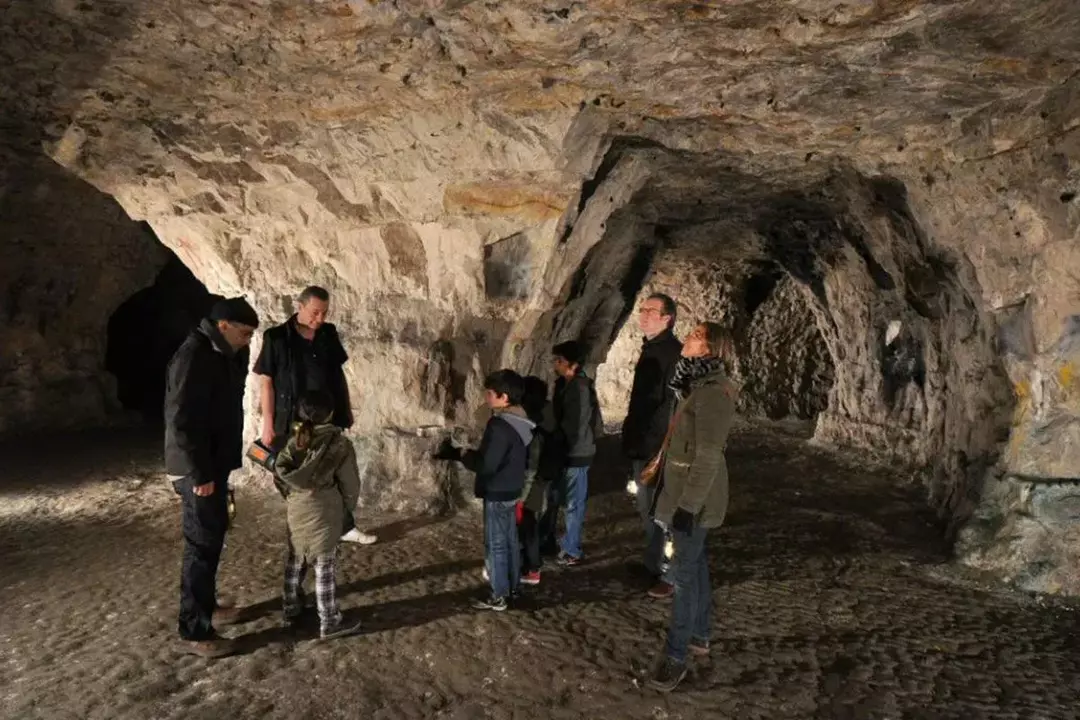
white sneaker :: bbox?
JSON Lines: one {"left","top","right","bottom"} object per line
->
{"left": 341, "top": 528, "right": 377, "bottom": 545}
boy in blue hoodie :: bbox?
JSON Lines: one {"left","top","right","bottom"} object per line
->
{"left": 436, "top": 369, "right": 535, "bottom": 611}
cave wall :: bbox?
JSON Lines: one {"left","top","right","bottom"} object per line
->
{"left": 0, "top": 151, "right": 169, "bottom": 437}
{"left": 738, "top": 276, "right": 834, "bottom": 420}
{"left": 3, "top": 0, "right": 1079, "bottom": 586}
{"left": 595, "top": 255, "right": 833, "bottom": 424}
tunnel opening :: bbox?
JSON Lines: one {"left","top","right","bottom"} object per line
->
{"left": 0, "top": 151, "right": 175, "bottom": 437}
{"left": 521, "top": 149, "right": 1014, "bottom": 548}
{"left": 105, "top": 233, "right": 217, "bottom": 427}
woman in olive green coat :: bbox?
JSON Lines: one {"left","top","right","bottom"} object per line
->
{"left": 647, "top": 322, "right": 739, "bottom": 692}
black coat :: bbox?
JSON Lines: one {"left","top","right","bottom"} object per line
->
{"left": 253, "top": 316, "right": 353, "bottom": 442}
{"left": 164, "top": 319, "right": 249, "bottom": 487}
{"left": 621, "top": 329, "right": 683, "bottom": 460}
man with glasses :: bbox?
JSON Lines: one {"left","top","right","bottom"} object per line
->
{"left": 622, "top": 293, "right": 683, "bottom": 599}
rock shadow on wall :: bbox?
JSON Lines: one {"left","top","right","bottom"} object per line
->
{"left": 381, "top": 223, "right": 429, "bottom": 294}
{"left": 484, "top": 232, "right": 532, "bottom": 300}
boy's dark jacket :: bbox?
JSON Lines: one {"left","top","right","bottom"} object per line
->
{"left": 462, "top": 406, "right": 536, "bottom": 501}
{"left": 551, "top": 371, "right": 602, "bottom": 468}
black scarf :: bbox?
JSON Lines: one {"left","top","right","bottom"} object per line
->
{"left": 669, "top": 355, "right": 725, "bottom": 401}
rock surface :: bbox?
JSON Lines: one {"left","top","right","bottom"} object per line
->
{"left": 0, "top": 149, "right": 169, "bottom": 436}
{"left": 2, "top": 1, "right": 1080, "bottom": 590}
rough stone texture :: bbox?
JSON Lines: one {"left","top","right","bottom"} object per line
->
{"left": 597, "top": 270, "right": 833, "bottom": 424}
{"left": 739, "top": 276, "right": 834, "bottom": 419}
{"left": 3, "top": 1, "right": 1080, "bottom": 588}
{"left": 0, "top": 150, "right": 169, "bottom": 436}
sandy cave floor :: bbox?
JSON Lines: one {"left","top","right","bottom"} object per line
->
{"left": 1, "top": 421, "right": 1079, "bottom": 720}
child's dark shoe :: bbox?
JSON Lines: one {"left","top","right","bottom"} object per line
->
{"left": 471, "top": 594, "right": 508, "bottom": 612}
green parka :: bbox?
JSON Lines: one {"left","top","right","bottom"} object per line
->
{"left": 652, "top": 367, "right": 739, "bottom": 530}
{"left": 275, "top": 424, "right": 362, "bottom": 558}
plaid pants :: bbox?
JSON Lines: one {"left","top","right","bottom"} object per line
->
{"left": 283, "top": 541, "right": 342, "bottom": 635}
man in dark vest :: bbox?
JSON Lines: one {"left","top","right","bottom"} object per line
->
{"left": 254, "top": 285, "right": 376, "bottom": 544}
{"left": 622, "top": 293, "right": 683, "bottom": 599}
{"left": 165, "top": 297, "right": 259, "bottom": 658}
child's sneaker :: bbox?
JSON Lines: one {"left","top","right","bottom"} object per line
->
{"left": 556, "top": 552, "right": 581, "bottom": 567}
{"left": 318, "top": 618, "right": 363, "bottom": 641}
{"left": 521, "top": 571, "right": 541, "bottom": 585}
{"left": 471, "top": 594, "right": 508, "bottom": 612}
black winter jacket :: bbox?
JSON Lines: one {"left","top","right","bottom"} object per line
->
{"left": 621, "top": 329, "right": 683, "bottom": 460}
{"left": 463, "top": 407, "right": 536, "bottom": 502}
{"left": 164, "top": 319, "right": 249, "bottom": 488}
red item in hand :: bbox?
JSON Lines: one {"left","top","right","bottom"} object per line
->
{"left": 515, "top": 501, "right": 524, "bottom": 525}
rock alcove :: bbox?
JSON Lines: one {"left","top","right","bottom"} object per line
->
{"left": 2, "top": 0, "right": 1080, "bottom": 595}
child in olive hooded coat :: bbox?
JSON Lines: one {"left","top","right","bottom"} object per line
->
{"left": 275, "top": 390, "right": 363, "bottom": 640}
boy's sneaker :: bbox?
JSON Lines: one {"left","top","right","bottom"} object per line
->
{"left": 471, "top": 594, "right": 508, "bottom": 612}
{"left": 648, "top": 656, "right": 688, "bottom": 693}
{"left": 689, "top": 638, "right": 711, "bottom": 657}
{"left": 341, "top": 529, "right": 378, "bottom": 545}
{"left": 556, "top": 552, "right": 581, "bottom": 567}
{"left": 521, "top": 571, "right": 541, "bottom": 586}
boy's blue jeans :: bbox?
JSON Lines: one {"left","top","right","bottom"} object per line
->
{"left": 559, "top": 466, "right": 589, "bottom": 559}
{"left": 484, "top": 499, "right": 520, "bottom": 599}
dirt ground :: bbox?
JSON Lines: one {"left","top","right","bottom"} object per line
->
{"left": 2, "top": 421, "right": 1078, "bottom": 720}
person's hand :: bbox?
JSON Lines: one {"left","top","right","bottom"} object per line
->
{"left": 260, "top": 423, "right": 275, "bottom": 448}
{"left": 671, "top": 507, "right": 694, "bottom": 534}
{"left": 193, "top": 481, "right": 216, "bottom": 497}
{"left": 432, "top": 437, "right": 463, "bottom": 462}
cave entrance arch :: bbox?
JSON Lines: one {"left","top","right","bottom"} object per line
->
{"left": 105, "top": 231, "right": 216, "bottom": 426}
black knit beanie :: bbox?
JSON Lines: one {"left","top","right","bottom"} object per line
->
{"left": 209, "top": 297, "right": 260, "bottom": 328}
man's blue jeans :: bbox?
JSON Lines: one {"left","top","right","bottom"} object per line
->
{"left": 559, "top": 466, "right": 589, "bottom": 559}
{"left": 631, "top": 459, "right": 673, "bottom": 583}
{"left": 664, "top": 525, "right": 711, "bottom": 664}
{"left": 484, "top": 499, "right": 520, "bottom": 599}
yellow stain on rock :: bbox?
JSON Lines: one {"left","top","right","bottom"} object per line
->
{"left": 1058, "top": 362, "right": 1076, "bottom": 391}
{"left": 1013, "top": 379, "right": 1030, "bottom": 401}
{"left": 444, "top": 182, "right": 570, "bottom": 221}
{"left": 1007, "top": 380, "right": 1032, "bottom": 462}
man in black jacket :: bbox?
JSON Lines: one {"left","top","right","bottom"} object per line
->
{"left": 164, "top": 297, "right": 259, "bottom": 658}
{"left": 253, "top": 286, "right": 375, "bottom": 545}
{"left": 622, "top": 293, "right": 683, "bottom": 599}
